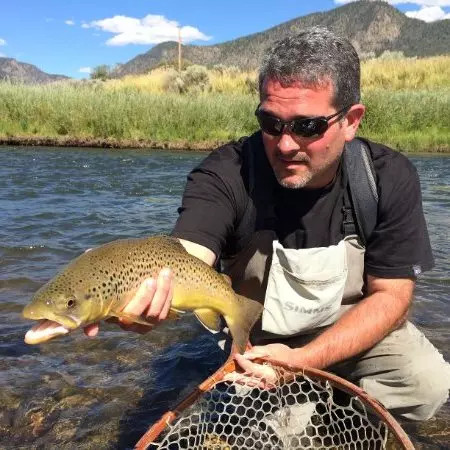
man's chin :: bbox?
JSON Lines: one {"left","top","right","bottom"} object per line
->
{"left": 276, "top": 172, "right": 312, "bottom": 189}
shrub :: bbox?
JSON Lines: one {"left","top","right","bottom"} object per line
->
{"left": 182, "top": 65, "right": 210, "bottom": 92}
{"left": 162, "top": 68, "right": 185, "bottom": 93}
{"left": 90, "top": 65, "right": 112, "bottom": 81}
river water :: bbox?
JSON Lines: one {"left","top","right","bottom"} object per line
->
{"left": 0, "top": 146, "right": 448, "bottom": 449}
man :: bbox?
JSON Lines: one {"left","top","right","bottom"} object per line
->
{"left": 85, "top": 27, "right": 450, "bottom": 421}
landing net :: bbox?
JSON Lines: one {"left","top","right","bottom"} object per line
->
{"left": 135, "top": 358, "right": 414, "bottom": 449}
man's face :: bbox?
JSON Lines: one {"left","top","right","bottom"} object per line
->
{"left": 260, "top": 78, "right": 363, "bottom": 189}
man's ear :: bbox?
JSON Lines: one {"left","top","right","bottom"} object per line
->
{"left": 344, "top": 104, "right": 365, "bottom": 142}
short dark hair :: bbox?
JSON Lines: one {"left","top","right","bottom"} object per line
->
{"left": 259, "top": 27, "right": 360, "bottom": 109}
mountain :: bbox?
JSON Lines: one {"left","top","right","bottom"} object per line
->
{"left": 0, "top": 58, "right": 69, "bottom": 84}
{"left": 113, "top": 1, "right": 450, "bottom": 78}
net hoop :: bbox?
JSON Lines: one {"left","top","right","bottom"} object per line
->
{"left": 135, "top": 356, "right": 414, "bottom": 449}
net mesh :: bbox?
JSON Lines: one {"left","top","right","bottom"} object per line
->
{"left": 140, "top": 361, "right": 412, "bottom": 450}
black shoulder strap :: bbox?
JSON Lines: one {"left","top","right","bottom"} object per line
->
{"left": 343, "top": 139, "right": 379, "bottom": 245}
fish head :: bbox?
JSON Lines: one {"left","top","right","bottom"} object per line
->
{"left": 22, "top": 277, "right": 96, "bottom": 330}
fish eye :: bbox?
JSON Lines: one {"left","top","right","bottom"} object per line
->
{"left": 67, "top": 299, "right": 76, "bottom": 309}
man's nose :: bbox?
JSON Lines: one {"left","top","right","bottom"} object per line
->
{"left": 277, "top": 130, "right": 300, "bottom": 154}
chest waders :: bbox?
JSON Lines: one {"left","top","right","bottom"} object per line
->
{"left": 221, "top": 138, "right": 379, "bottom": 346}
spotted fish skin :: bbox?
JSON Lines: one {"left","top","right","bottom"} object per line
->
{"left": 22, "top": 236, "right": 263, "bottom": 353}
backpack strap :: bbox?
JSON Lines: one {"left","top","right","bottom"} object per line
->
{"left": 343, "top": 139, "right": 379, "bottom": 245}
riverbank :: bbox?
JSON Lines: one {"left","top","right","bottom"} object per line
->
{"left": 0, "top": 135, "right": 219, "bottom": 151}
{"left": 1, "top": 134, "right": 449, "bottom": 153}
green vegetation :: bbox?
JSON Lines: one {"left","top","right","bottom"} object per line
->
{"left": 0, "top": 56, "right": 449, "bottom": 152}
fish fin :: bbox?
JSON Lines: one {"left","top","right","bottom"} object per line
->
{"left": 109, "top": 311, "right": 154, "bottom": 326}
{"left": 194, "top": 308, "right": 221, "bottom": 332}
{"left": 221, "top": 273, "right": 232, "bottom": 285}
{"left": 168, "top": 308, "right": 183, "bottom": 320}
{"left": 225, "top": 295, "right": 263, "bottom": 354}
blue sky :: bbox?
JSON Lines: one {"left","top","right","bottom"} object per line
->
{"left": 1, "top": 0, "right": 449, "bottom": 79}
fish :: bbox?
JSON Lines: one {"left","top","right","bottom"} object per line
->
{"left": 22, "top": 235, "right": 263, "bottom": 353}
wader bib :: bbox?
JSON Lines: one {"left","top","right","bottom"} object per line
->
{"left": 221, "top": 139, "right": 377, "bottom": 347}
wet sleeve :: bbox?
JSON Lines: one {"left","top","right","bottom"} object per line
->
{"left": 171, "top": 152, "right": 245, "bottom": 258}
{"left": 364, "top": 154, "right": 434, "bottom": 279}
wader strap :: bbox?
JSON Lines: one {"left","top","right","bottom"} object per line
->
{"left": 344, "top": 139, "right": 379, "bottom": 245}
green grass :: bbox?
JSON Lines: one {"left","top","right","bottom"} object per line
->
{"left": 360, "top": 89, "right": 450, "bottom": 152}
{"left": 0, "top": 81, "right": 448, "bottom": 152}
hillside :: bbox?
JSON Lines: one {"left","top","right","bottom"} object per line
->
{"left": 0, "top": 58, "right": 68, "bottom": 84}
{"left": 113, "top": 1, "right": 450, "bottom": 77}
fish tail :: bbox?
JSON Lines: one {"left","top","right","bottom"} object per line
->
{"left": 226, "top": 295, "right": 263, "bottom": 354}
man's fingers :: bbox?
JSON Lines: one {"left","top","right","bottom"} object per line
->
{"left": 146, "top": 268, "right": 173, "bottom": 319}
{"left": 234, "top": 353, "right": 278, "bottom": 384}
{"left": 242, "top": 346, "right": 270, "bottom": 361}
{"left": 159, "top": 275, "right": 173, "bottom": 320}
{"left": 84, "top": 268, "right": 173, "bottom": 338}
{"left": 234, "top": 353, "right": 261, "bottom": 373}
{"left": 123, "top": 278, "right": 157, "bottom": 317}
{"left": 84, "top": 323, "right": 99, "bottom": 337}
{"left": 224, "top": 372, "right": 266, "bottom": 388}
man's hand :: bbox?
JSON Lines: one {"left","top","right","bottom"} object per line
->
{"left": 83, "top": 267, "right": 174, "bottom": 337}
{"left": 225, "top": 343, "right": 297, "bottom": 388}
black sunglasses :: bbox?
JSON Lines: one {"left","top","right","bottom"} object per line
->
{"left": 255, "top": 104, "right": 352, "bottom": 138}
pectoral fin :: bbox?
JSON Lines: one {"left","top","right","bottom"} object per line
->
{"left": 110, "top": 307, "right": 182, "bottom": 325}
{"left": 109, "top": 311, "right": 154, "bottom": 326}
{"left": 194, "top": 308, "right": 221, "bottom": 332}
{"left": 168, "top": 308, "right": 183, "bottom": 320}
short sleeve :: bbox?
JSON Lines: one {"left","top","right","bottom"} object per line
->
{"left": 364, "top": 149, "right": 434, "bottom": 278}
{"left": 171, "top": 143, "right": 248, "bottom": 258}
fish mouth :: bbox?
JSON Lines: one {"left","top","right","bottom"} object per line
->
{"left": 22, "top": 304, "right": 82, "bottom": 344}
{"left": 24, "top": 320, "right": 71, "bottom": 345}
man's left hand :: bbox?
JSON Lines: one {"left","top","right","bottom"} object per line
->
{"left": 225, "top": 343, "right": 295, "bottom": 389}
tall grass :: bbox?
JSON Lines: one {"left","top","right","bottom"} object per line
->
{"left": 0, "top": 56, "right": 449, "bottom": 151}
{"left": 103, "top": 56, "right": 450, "bottom": 94}
{"left": 105, "top": 66, "right": 258, "bottom": 95}
{"left": 0, "top": 82, "right": 256, "bottom": 143}
{"left": 362, "top": 56, "right": 450, "bottom": 91}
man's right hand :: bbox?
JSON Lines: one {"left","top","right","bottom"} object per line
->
{"left": 83, "top": 267, "right": 174, "bottom": 337}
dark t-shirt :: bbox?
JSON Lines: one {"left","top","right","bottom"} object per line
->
{"left": 172, "top": 132, "right": 434, "bottom": 279}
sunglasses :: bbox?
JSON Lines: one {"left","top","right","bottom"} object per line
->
{"left": 255, "top": 104, "right": 352, "bottom": 138}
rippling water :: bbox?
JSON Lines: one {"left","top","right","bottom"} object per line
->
{"left": 0, "top": 147, "right": 448, "bottom": 449}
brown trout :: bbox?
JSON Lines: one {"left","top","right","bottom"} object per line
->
{"left": 22, "top": 236, "right": 263, "bottom": 353}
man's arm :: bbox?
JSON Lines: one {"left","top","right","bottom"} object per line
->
{"left": 233, "top": 275, "right": 415, "bottom": 376}
{"left": 294, "top": 275, "right": 414, "bottom": 369}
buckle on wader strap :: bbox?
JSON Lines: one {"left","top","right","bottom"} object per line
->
{"left": 342, "top": 205, "right": 357, "bottom": 237}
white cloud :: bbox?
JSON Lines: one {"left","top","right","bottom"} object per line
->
{"left": 0, "top": 38, "right": 6, "bottom": 46}
{"left": 84, "top": 14, "right": 211, "bottom": 46}
{"left": 79, "top": 67, "right": 92, "bottom": 74}
{"left": 405, "top": 5, "right": 450, "bottom": 20}
{"left": 335, "top": 1, "right": 450, "bottom": 5}
{"left": 0, "top": 53, "right": 5, "bottom": 58}
{"left": 334, "top": 1, "right": 450, "bottom": 21}
{"left": 65, "top": 20, "right": 75, "bottom": 26}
